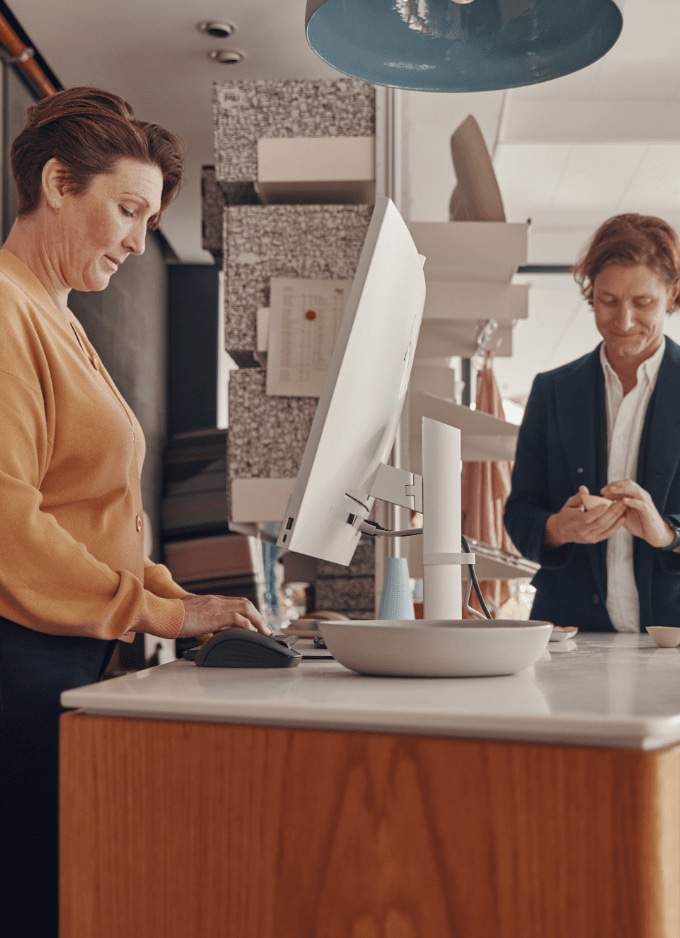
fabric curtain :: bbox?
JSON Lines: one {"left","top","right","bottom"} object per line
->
{"left": 460, "top": 353, "right": 515, "bottom": 616}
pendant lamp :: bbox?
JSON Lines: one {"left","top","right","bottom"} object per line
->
{"left": 305, "top": 0, "right": 623, "bottom": 92}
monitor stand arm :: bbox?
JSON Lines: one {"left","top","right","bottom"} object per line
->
{"left": 371, "top": 462, "right": 423, "bottom": 513}
{"left": 369, "top": 417, "right": 474, "bottom": 621}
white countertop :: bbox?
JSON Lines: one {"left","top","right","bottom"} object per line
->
{"left": 61, "top": 633, "right": 680, "bottom": 750}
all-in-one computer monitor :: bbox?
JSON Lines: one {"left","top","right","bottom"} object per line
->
{"left": 277, "top": 195, "right": 468, "bottom": 620}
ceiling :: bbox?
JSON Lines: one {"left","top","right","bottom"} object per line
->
{"left": 10, "top": 0, "right": 680, "bottom": 403}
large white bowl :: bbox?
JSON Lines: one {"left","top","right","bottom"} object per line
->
{"left": 318, "top": 619, "right": 553, "bottom": 677}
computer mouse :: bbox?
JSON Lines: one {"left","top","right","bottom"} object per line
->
{"left": 189, "top": 629, "right": 302, "bottom": 668}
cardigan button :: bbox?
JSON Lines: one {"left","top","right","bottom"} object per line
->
{"left": 135, "top": 514, "right": 143, "bottom": 532}
{"left": 592, "top": 594, "right": 600, "bottom": 604}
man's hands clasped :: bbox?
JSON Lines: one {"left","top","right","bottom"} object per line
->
{"left": 544, "top": 482, "right": 676, "bottom": 551}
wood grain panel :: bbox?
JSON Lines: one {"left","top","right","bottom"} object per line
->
{"left": 60, "top": 713, "right": 680, "bottom": 938}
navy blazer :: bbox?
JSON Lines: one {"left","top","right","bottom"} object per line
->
{"left": 504, "top": 337, "right": 680, "bottom": 631}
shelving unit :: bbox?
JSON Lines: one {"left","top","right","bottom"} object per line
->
{"left": 208, "top": 84, "right": 536, "bottom": 616}
{"left": 212, "top": 78, "right": 380, "bottom": 620}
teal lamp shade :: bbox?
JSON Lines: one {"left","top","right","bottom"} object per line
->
{"left": 305, "top": 0, "right": 623, "bottom": 92}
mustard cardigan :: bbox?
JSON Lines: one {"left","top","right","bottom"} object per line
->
{"left": 0, "top": 249, "right": 186, "bottom": 640}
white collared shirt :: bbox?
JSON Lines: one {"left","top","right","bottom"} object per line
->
{"left": 601, "top": 339, "right": 665, "bottom": 632}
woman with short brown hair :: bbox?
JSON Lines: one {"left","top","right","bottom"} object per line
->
{"left": 0, "top": 86, "right": 269, "bottom": 936}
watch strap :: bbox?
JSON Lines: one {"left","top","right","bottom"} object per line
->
{"left": 661, "top": 516, "right": 680, "bottom": 551}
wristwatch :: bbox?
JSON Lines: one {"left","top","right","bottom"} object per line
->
{"left": 661, "top": 516, "right": 680, "bottom": 551}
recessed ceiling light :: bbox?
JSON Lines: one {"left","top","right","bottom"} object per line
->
{"left": 208, "top": 49, "right": 245, "bottom": 65}
{"left": 197, "top": 21, "right": 236, "bottom": 39}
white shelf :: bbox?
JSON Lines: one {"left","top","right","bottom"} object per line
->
{"left": 408, "top": 221, "right": 529, "bottom": 283}
{"left": 231, "top": 478, "right": 294, "bottom": 523}
{"left": 255, "top": 136, "right": 376, "bottom": 204}
{"left": 409, "top": 391, "right": 519, "bottom": 466}
{"left": 415, "top": 320, "right": 513, "bottom": 360}
{"left": 423, "top": 280, "right": 529, "bottom": 322}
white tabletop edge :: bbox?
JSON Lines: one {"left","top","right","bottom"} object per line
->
{"left": 60, "top": 635, "right": 680, "bottom": 752}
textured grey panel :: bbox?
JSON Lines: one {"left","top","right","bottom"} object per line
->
{"left": 314, "top": 540, "right": 376, "bottom": 619}
{"left": 213, "top": 79, "right": 375, "bottom": 185}
{"left": 215, "top": 78, "right": 378, "bottom": 602}
{"left": 226, "top": 369, "right": 317, "bottom": 505}
{"left": 315, "top": 577, "right": 376, "bottom": 616}
{"left": 316, "top": 540, "right": 376, "bottom": 579}
{"left": 200, "top": 166, "right": 270, "bottom": 278}
{"left": 223, "top": 203, "right": 372, "bottom": 360}
{"left": 219, "top": 182, "right": 262, "bottom": 206}
{"left": 200, "top": 166, "right": 224, "bottom": 263}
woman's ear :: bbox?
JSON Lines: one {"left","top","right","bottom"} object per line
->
{"left": 41, "top": 158, "right": 69, "bottom": 212}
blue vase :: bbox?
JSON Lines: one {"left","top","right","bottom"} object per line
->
{"left": 378, "top": 556, "right": 415, "bottom": 620}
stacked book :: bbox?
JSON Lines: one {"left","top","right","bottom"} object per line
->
{"left": 163, "top": 533, "right": 265, "bottom": 610}
{"left": 161, "top": 428, "right": 266, "bottom": 612}
{"left": 162, "top": 428, "right": 230, "bottom": 539}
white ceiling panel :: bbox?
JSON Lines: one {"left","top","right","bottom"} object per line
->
{"left": 494, "top": 144, "right": 571, "bottom": 217}
{"left": 623, "top": 146, "right": 680, "bottom": 208}
{"left": 511, "top": 0, "right": 680, "bottom": 101}
{"left": 553, "top": 144, "right": 647, "bottom": 211}
{"left": 493, "top": 285, "right": 598, "bottom": 402}
{"left": 508, "top": 52, "right": 604, "bottom": 101}
{"left": 499, "top": 98, "right": 680, "bottom": 143}
{"left": 594, "top": 62, "right": 680, "bottom": 100}
{"left": 599, "top": 0, "right": 680, "bottom": 68}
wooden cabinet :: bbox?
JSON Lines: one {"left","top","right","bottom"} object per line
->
{"left": 60, "top": 711, "right": 680, "bottom": 938}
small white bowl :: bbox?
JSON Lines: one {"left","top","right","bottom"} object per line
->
{"left": 646, "top": 626, "right": 680, "bottom": 648}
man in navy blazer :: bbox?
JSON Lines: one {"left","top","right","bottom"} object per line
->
{"left": 504, "top": 214, "right": 680, "bottom": 632}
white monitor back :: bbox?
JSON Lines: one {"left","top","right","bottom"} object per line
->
{"left": 277, "top": 195, "right": 426, "bottom": 565}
